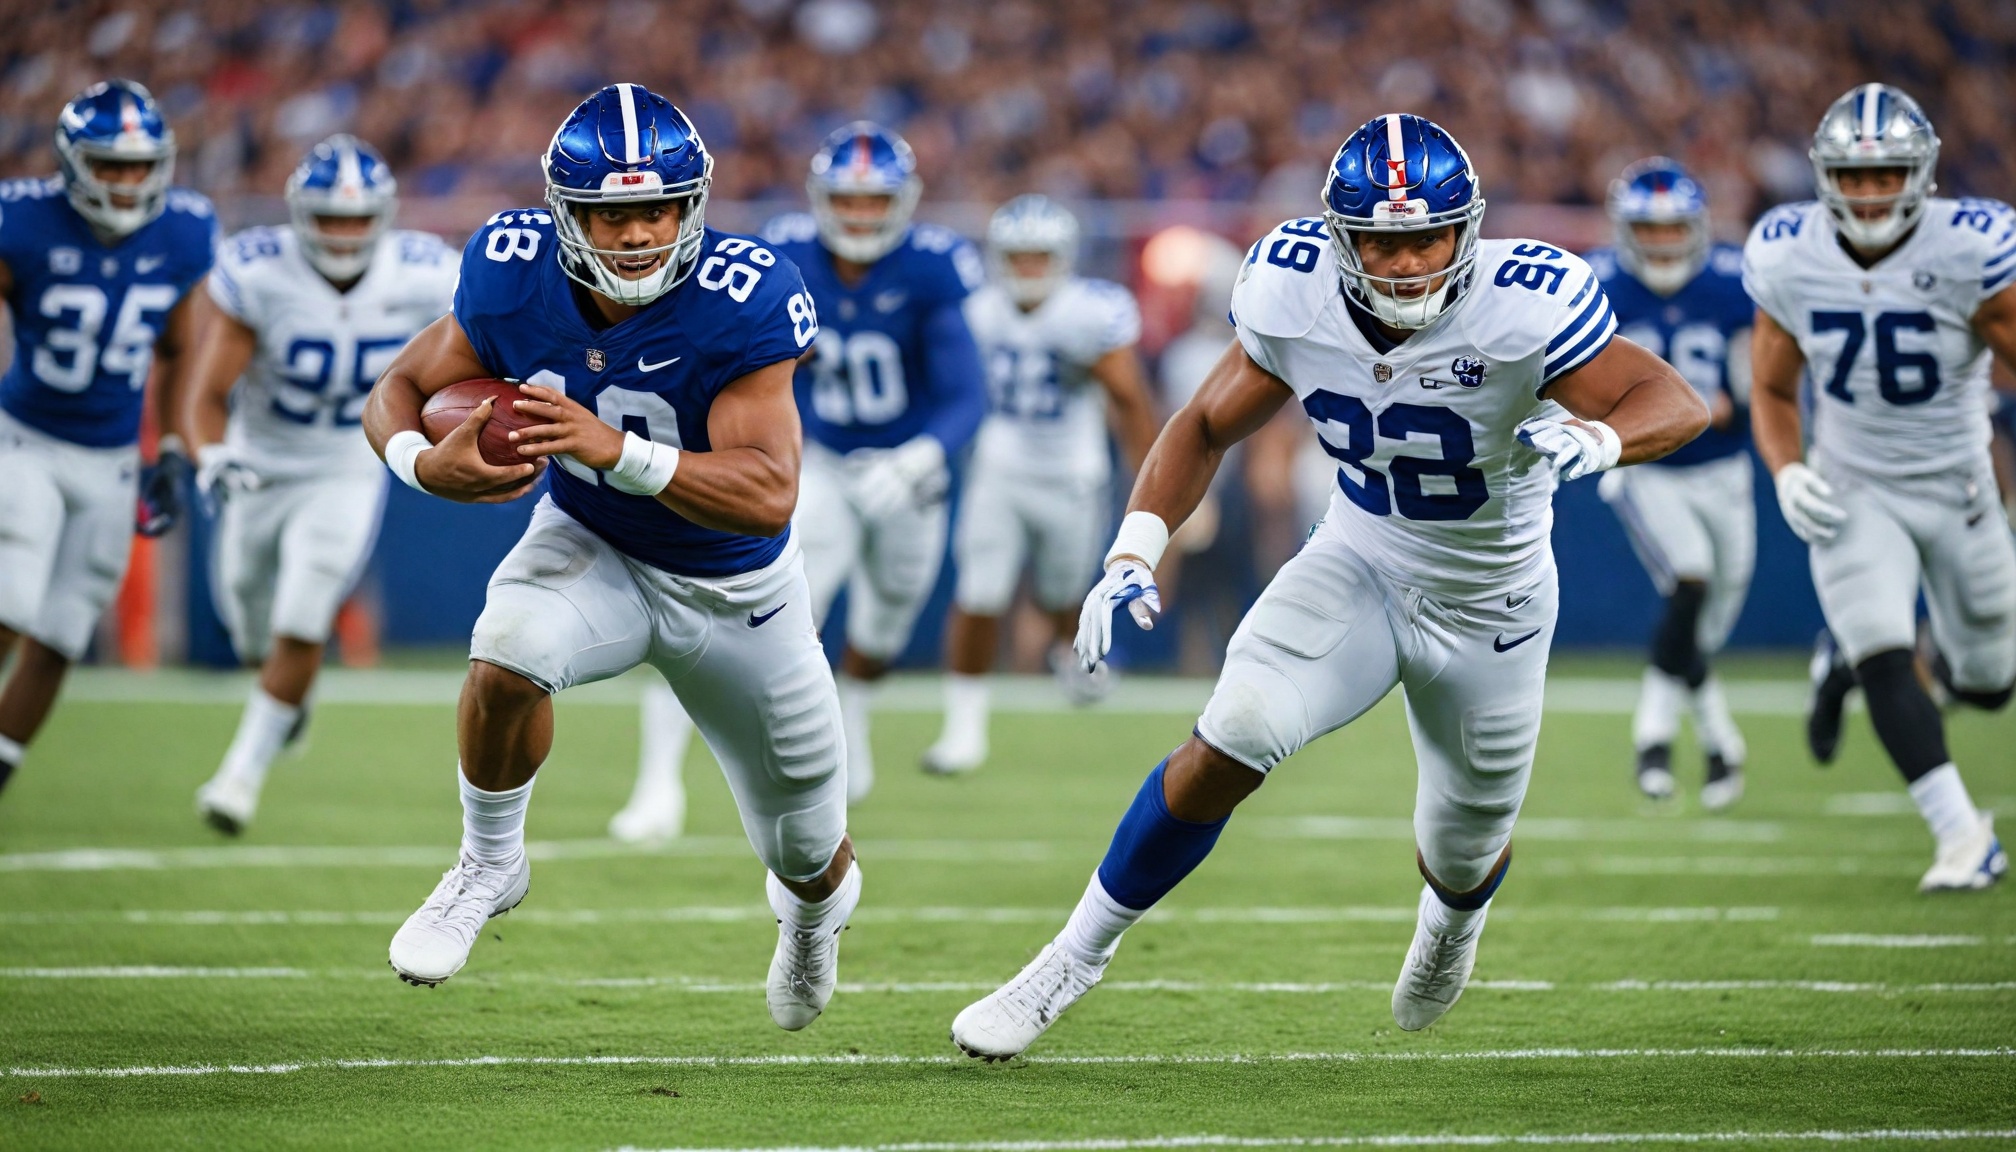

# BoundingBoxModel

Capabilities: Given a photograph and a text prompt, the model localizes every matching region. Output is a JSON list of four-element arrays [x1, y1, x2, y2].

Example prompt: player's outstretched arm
[[1543, 334, 1708, 466], [1747, 308, 1808, 476], [177, 287, 256, 455], [508, 358, 802, 538], [150, 292, 199, 445], [362, 313, 540, 504], [1091, 346, 1161, 473], [1972, 285, 2016, 386], [1124, 338, 1293, 536]]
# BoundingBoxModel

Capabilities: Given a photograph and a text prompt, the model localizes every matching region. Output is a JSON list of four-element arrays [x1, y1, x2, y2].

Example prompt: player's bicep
[[1970, 283, 2016, 374], [0, 254, 13, 299], [1089, 345, 1151, 405], [705, 358, 802, 466], [1749, 307, 1806, 402], [1188, 338, 1295, 450], [1545, 332, 1680, 421]]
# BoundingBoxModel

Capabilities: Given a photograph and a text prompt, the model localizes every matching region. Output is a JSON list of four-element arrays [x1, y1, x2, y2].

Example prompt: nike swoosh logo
[[748, 604, 786, 628], [1493, 628, 1543, 653], [1506, 593, 1531, 610], [638, 355, 682, 372], [136, 256, 165, 274], [1966, 511, 1986, 528]]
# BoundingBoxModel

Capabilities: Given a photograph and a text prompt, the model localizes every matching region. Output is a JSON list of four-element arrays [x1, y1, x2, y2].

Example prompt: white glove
[[1773, 461, 1847, 544], [851, 436, 948, 519], [1516, 416, 1621, 482], [195, 443, 263, 510], [1074, 557, 1160, 673]]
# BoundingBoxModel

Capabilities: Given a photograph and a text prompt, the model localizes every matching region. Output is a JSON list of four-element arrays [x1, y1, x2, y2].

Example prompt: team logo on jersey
[[100, 257, 119, 278], [1373, 362, 1393, 383], [48, 247, 81, 275], [1452, 356, 1487, 388], [585, 348, 606, 372], [1913, 270, 1937, 292]]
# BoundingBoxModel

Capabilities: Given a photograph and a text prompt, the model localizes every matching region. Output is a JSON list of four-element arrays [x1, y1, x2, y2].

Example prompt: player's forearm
[[657, 447, 798, 537], [362, 373, 427, 458], [182, 387, 231, 451], [1095, 351, 1160, 472], [1602, 374, 1709, 466], [1750, 386, 1806, 475], [1121, 404, 1225, 539]]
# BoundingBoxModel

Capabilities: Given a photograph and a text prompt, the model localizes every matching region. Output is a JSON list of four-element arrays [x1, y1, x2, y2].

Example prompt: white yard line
[[1258, 818, 1784, 843], [2, 969, 2008, 996], [56, 669, 1819, 716], [610, 1130, 2016, 1152], [1809, 935, 1989, 948], [0, 905, 1782, 927], [8, 1049, 2014, 1080]]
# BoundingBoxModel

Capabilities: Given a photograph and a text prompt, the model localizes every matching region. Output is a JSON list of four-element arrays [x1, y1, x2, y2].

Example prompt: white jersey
[[208, 226, 457, 480], [1232, 220, 1617, 602], [1742, 197, 2014, 478], [966, 276, 1141, 484]]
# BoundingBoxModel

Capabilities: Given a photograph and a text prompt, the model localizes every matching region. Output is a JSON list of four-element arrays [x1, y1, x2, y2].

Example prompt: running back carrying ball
[[421, 378, 550, 467]]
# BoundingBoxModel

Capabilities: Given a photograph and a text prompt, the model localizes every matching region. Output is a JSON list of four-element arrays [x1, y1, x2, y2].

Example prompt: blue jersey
[[1586, 243, 1753, 466], [453, 210, 818, 577], [762, 213, 986, 455], [0, 177, 216, 447]]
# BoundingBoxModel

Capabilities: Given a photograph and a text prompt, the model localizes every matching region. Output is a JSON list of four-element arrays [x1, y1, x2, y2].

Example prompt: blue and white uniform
[[764, 210, 986, 658], [0, 176, 214, 657], [457, 208, 843, 880], [1590, 242, 1757, 658], [205, 223, 455, 656]]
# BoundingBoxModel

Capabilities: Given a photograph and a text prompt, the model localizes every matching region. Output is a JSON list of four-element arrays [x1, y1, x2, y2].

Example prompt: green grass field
[[1, 658, 2013, 1150]]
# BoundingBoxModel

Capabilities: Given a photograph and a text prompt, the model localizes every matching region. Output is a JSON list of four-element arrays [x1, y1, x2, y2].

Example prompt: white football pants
[[0, 408, 138, 660], [795, 442, 948, 660], [212, 465, 386, 659]]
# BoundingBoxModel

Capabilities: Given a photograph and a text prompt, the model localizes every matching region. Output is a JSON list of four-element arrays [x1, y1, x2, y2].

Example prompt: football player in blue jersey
[[1587, 158, 1758, 810], [758, 123, 987, 803], [362, 84, 859, 1030], [0, 80, 216, 798]]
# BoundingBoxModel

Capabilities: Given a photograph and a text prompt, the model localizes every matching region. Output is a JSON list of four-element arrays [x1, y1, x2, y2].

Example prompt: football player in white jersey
[[1746, 84, 2016, 892], [949, 114, 1707, 1059], [180, 135, 455, 834], [922, 195, 1160, 775]]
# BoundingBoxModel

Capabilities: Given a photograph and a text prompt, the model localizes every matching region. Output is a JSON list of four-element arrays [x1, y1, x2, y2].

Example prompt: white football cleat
[[766, 862, 863, 1031], [1700, 752, 1744, 813], [1919, 812, 2009, 892], [608, 777, 686, 843], [1392, 885, 1488, 1032], [951, 941, 1106, 1061], [1634, 745, 1675, 802], [1050, 643, 1114, 707], [921, 729, 986, 775], [388, 852, 530, 986], [195, 773, 261, 837]]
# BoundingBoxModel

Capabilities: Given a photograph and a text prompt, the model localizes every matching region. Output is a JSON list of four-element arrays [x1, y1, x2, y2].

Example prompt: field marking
[[610, 1130, 2016, 1151], [0, 905, 1782, 927], [9, 1048, 2015, 1080], [56, 668, 1817, 716], [1543, 857, 1925, 878], [3, 968, 2008, 996], [1809, 935, 1988, 948], [1259, 817, 1784, 843]]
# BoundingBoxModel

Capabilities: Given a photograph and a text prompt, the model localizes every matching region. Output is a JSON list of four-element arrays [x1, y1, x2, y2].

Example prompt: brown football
[[420, 378, 553, 468]]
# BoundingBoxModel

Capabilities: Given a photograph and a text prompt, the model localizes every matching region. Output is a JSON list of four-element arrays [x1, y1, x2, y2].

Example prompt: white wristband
[[1103, 510, 1171, 572], [385, 430, 431, 493], [606, 431, 679, 496], [1587, 419, 1623, 473]]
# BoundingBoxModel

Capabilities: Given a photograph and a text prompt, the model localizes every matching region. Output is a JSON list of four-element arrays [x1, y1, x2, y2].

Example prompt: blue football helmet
[[1607, 157, 1710, 297], [542, 83, 713, 306], [1810, 83, 1940, 253], [807, 122, 921, 264], [986, 194, 1078, 306], [55, 79, 176, 237], [285, 134, 398, 282], [1321, 113, 1485, 329]]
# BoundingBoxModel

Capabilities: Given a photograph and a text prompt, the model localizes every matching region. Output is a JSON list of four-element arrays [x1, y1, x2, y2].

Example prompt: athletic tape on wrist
[[606, 431, 679, 496], [385, 430, 431, 493], [1104, 510, 1171, 572], [1588, 420, 1622, 472]]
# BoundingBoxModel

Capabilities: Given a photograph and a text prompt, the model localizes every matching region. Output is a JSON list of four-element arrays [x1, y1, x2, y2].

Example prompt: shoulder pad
[[1461, 240, 1601, 362], [1746, 201, 1816, 249], [692, 230, 804, 312], [390, 229, 454, 266], [908, 223, 966, 254], [1230, 218, 1337, 340], [0, 176, 61, 203], [219, 226, 288, 269], [165, 188, 215, 218], [1707, 244, 1745, 278], [1063, 277, 1142, 350], [760, 212, 819, 246]]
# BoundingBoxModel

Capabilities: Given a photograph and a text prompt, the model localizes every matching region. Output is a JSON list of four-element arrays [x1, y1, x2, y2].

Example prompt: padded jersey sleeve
[[712, 234, 819, 379], [393, 230, 461, 316], [206, 226, 278, 326], [163, 188, 218, 299], [917, 299, 987, 454], [1229, 218, 1335, 392], [1741, 203, 1810, 332], [452, 209, 550, 377], [908, 224, 986, 306], [1538, 250, 1616, 389], [1954, 198, 2016, 300], [1063, 279, 1142, 364]]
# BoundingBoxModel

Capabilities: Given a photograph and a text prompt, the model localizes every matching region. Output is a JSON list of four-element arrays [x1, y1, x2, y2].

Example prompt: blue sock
[[1094, 758, 1229, 911]]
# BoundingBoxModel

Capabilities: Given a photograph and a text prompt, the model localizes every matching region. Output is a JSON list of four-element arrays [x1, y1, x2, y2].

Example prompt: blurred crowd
[[5, 0, 2016, 229]]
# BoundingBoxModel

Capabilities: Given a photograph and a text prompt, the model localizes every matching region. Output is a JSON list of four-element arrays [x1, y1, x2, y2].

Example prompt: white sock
[[1421, 885, 1488, 935], [766, 858, 858, 928], [941, 673, 989, 746], [633, 680, 692, 797], [460, 771, 535, 867], [1633, 667, 1685, 750], [838, 674, 874, 794], [1908, 764, 1980, 846], [217, 688, 301, 790], [0, 732, 22, 766], [1056, 873, 1145, 965], [1690, 673, 1746, 763]]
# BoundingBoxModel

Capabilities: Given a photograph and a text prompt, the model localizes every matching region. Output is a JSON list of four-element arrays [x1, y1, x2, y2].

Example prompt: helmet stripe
[[1859, 82, 1881, 141], [1384, 113, 1408, 201], [617, 82, 642, 165]]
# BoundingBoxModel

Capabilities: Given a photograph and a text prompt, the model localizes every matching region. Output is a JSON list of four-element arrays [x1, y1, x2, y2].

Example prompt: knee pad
[[1651, 580, 1708, 688], [1929, 649, 2014, 711], [1854, 648, 1950, 783]]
